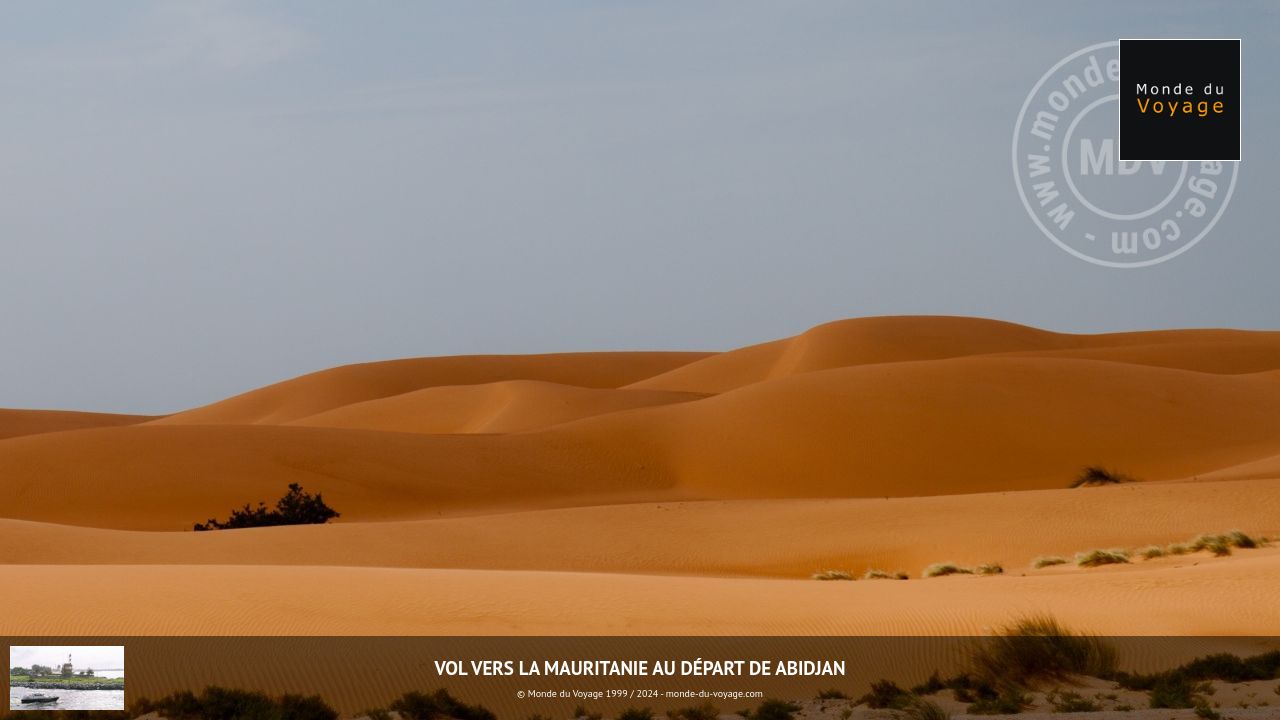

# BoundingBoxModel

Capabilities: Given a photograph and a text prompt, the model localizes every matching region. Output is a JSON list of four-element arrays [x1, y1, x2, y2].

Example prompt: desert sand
[[2, 316, 1279, 637]]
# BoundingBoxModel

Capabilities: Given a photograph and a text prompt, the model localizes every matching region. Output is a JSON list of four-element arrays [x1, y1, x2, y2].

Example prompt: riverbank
[[10, 680, 124, 691]]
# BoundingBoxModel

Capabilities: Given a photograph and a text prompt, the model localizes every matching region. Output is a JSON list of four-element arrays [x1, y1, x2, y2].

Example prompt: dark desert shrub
[[194, 482, 340, 531], [617, 708, 654, 720], [666, 703, 718, 720], [392, 689, 496, 720], [750, 699, 801, 720], [815, 689, 848, 699], [857, 679, 912, 709], [131, 686, 337, 720], [965, 687, 1028, 715], [1071, 466, 1134, 488]]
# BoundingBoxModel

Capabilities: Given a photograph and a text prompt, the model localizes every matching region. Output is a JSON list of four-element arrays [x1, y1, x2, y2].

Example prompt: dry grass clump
[[902, 699, 950, 720], [1031, 555, 1069, 569], [862, 569, 909, 580], [1139, 545, 1166, 560], [1075, 548, 1130, 568], [975, 562, 1004, 576], [811, 569, 854, 581], [923, 562, 973, 578], [1185, 530, 1264, 557], [1166, 542, 1193, 556], [971, 615, 1118, 687], [1193, 534, 1233, 557]]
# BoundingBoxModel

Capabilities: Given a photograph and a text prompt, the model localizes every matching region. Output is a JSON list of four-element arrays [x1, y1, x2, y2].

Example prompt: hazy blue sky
[[2, 1, 1277, 414], [10, 645, 124, 671]]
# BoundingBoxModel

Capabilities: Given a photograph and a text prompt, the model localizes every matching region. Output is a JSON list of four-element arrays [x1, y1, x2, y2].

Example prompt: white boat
[[20, 692, 59, 704]]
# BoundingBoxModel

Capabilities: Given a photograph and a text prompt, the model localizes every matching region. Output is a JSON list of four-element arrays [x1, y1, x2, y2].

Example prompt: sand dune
[[4, 478, 1277, 578], [151, 351, 710, 425], [634, 358, 1280, 498], [3, 553, 1279, 636], [3, 316, 1280, 639], [290, 380, 705, 434], [629, 316, 1280, 393], [0, 423, 674, 530], [4, 357, 1280, 530], [0, 408, 152, 441]]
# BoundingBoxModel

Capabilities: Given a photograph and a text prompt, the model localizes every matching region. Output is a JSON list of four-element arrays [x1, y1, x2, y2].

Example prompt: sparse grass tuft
[[1046, 689, 1102, 712], [1075, 548, 1130, 567], [862, 568, 909, 580], [856, 680, 912, 710], [1167, 542, 1193, 555], [923, 562, 973, 578], [1139, 544, 1166, 560], [970, 615, 1118, 687], [1070, 465, 1134, 488], [903, 698, 952, 720], [811, 569, 854, 581], [1031, 555, 1068, 569], [751, 700, 800, 720], [1190, 534, 1233, 556], [975, 562, 1004, 576], [1227, 529, 1260, 548]]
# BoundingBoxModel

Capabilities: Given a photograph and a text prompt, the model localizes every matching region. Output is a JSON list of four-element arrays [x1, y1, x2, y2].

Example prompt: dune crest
[[289, 380, 706, 434], [3, 316, 1280, 637]]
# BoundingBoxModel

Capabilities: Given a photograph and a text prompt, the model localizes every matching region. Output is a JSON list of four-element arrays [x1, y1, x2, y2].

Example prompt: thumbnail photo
[[8, 646, 125, 712]]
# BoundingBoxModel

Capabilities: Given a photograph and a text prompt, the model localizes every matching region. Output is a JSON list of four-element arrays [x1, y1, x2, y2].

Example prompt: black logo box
[[1119, 38, 1241, 161]]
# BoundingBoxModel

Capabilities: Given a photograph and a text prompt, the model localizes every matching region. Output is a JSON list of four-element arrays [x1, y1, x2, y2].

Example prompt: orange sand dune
[[4, 316, 1280, 640], [152, 351, 710, 425], [617, 357, 1280, 499], [290, 380, 705, 434], [3, 553, 1279, 636], [629, 316, 1280, 393], [0, 408, 153, 441], [3, 478, 1277, 577], [4, 357, 1280, 529], [992, 339, 1280, 375], [0, 423, 673, 530]]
